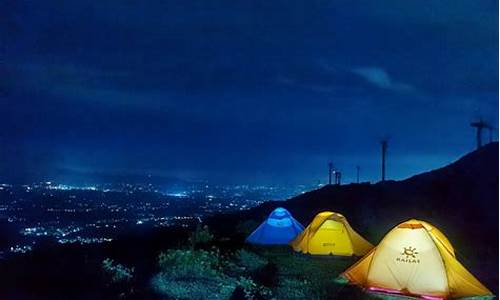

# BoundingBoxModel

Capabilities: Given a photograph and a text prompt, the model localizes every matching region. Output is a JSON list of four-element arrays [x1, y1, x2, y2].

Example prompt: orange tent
[[290, 211, 373, 256], [342, 219, 493, 299]]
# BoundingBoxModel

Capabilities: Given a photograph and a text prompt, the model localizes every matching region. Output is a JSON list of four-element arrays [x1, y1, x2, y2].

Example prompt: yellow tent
[[342, 219, 493, 299], [290, 211, 373, 256]]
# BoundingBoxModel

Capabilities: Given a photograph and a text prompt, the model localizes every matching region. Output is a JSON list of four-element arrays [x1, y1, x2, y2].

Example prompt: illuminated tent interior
[[245, 207, 305, 245], [342, 219, 493, 299], [290, 211, 373, 256]]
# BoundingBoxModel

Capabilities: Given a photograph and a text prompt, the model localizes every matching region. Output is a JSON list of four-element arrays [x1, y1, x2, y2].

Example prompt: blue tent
[[246, 207, 305, 245]]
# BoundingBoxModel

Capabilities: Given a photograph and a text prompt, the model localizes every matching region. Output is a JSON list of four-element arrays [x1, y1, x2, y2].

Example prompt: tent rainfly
[[342, 219, 493, 299], [290, 211, 373, 256], [246, 207, 304, 245]]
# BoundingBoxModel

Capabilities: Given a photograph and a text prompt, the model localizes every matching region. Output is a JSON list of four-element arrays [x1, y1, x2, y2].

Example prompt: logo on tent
[[402, 246, 418, 258], [396, 246, 420, 264]]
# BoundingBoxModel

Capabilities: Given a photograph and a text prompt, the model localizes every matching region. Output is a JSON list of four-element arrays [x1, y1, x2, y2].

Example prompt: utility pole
[[356, 166, 360, 184], [470, 118, 492, 149], [381, 140, 388, 182], [328, 162, 333, 185], [336, 172, 341, 185]]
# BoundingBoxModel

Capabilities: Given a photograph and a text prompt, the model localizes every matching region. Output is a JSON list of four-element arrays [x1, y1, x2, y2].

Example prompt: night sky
[[1, 1, 498, 185]]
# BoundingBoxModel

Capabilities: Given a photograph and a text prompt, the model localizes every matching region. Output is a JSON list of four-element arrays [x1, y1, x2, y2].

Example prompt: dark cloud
[[0, 0, 497, 184]]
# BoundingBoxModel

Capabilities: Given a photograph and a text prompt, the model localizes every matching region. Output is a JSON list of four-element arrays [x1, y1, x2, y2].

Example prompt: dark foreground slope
[[208, 142, 499, 292]]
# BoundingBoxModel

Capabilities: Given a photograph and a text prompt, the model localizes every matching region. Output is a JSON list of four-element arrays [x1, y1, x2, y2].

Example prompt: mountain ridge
[[210, 142, 498, 231]]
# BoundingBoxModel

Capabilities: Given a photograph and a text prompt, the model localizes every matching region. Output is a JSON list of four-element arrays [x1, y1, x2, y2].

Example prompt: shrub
[[153, 248, 237, 299], [188, 224, 214, 248], [236, 276, 272, 299], [152, 248, 276, 300], [102, 258, 134, 283], [234, 250, 268, 273], [151, 274, 235, 300], [158, 248, 222, 279]]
